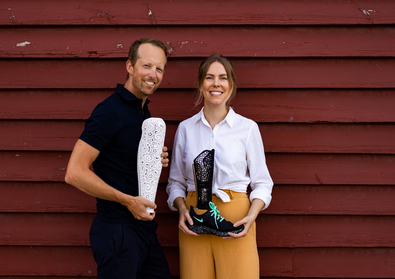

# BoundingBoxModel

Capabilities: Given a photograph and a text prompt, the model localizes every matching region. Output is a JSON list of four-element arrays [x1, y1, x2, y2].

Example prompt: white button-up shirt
[[166, 107, 273, 211]]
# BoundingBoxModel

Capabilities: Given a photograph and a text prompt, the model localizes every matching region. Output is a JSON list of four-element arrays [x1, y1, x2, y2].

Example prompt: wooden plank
[[0, 151, 69, 182], [293, 248, 395, 278], [266, 153, 395, 185], [2, 213, 394, 248], [0, 278, 96, 279], [0, 182, 96, 213], [2, 89, 395, 123], [2, 182, 395, 216], [1, 58, 395, 89], [1, 152, 395, 185], [256, 215, 395, 248], [2, 26, 395, 58], [0, 246, 393, 278], [0, 120, 175, 152], [0, 246, 289, 277], [0, 213, 93, 246], [260, 123, 395, 154], [232, 89, 395, 123], [2, 120, 395, 154], [0, 89, 112, 120], [0, 246, 97, 276], [267, 185, 395, 216], [0, 0, 393, 25], [0, 246, 178, 277]]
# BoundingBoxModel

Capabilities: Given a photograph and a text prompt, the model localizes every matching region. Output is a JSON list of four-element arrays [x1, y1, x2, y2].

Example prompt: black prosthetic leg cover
[[193, 149, 215, 210]]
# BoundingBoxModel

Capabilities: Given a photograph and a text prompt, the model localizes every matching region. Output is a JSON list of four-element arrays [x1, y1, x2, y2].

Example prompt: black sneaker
[[186, 202, 244, 237]]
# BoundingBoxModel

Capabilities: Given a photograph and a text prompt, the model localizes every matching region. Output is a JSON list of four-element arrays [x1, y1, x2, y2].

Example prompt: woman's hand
[[174, 197, 199, 236], [224, 215, 253, 239], [224, 198, 265, 239], [178, 207, 199, 236]]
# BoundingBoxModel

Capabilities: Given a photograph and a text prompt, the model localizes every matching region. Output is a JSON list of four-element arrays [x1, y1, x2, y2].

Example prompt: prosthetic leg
[[193, 149, 215, 210], [137, 118, 166, 213], [187, 149, 244, 236]]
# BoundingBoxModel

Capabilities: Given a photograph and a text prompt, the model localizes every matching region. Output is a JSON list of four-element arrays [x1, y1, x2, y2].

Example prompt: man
[[65, 37, 171, 279]]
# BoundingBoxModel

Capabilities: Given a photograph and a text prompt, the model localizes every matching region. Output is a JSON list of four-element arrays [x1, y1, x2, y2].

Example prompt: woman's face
[[201, 62, 231, 109]]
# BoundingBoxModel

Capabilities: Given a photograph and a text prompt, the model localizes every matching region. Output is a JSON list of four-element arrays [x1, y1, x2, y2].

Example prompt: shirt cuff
[[249, 188, 272, 210], [167, 188, 187, 211]]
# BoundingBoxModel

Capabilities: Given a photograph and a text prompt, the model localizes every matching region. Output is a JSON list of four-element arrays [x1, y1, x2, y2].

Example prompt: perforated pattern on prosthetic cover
[[193, 149, 215, 210], [138, 118, 166, 213]]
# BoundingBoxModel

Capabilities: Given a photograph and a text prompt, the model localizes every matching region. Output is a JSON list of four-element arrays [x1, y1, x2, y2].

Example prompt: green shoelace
[[209, 202, 224, 229]]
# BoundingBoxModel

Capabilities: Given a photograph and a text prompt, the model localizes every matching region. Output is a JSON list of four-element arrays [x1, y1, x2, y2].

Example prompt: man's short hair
[[128, 37, 168, 66]]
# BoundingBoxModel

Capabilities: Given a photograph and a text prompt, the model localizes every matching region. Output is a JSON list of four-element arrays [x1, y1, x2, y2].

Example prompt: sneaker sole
[[186, 223, 244, 237]]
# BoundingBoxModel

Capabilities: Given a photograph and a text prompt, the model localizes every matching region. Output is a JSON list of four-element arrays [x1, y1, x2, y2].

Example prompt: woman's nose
[[213, 77, 220, 86]]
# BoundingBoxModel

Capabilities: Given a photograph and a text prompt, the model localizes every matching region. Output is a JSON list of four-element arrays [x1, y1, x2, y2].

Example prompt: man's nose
[[148, 68, 157, 79]]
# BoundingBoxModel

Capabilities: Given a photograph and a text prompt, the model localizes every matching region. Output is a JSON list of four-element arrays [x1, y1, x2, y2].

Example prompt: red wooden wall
[[1, 0, 395, 278]]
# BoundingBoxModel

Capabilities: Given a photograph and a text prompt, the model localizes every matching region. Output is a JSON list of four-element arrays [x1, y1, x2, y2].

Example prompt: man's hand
[[123, 195, 157, 221], [161, 146, 169, 167]]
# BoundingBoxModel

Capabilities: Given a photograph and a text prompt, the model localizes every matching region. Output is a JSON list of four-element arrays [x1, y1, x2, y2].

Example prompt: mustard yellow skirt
[[179, 191, 259, 279]]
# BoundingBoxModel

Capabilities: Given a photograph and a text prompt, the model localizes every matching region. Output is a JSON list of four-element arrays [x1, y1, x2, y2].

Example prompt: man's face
[[126, 43, 167, 99]]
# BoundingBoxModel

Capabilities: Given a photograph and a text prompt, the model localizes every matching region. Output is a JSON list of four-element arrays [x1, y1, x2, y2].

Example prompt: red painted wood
[[267, 185, 395, 216], [232, 89, 395, 123], [260, 123, 395, 154], [292, 248, 395, 278], [0, 246, 97, 276], [2, 212, 394, 248], [266, 153, 395, 185], [2, 89, 395, 123], [1, 59, 395, 89], [2, 26, 395, 58], [3, 182, 395, 216], [1, 246, 392, 277], [1, 152, 395, 185], [0, 89, 112, 120], [0, 213, 93, 246], [0, 278, 95, 279], [2, 120, 395, 154], [0, 246, 178, 276], [256, 215, 395, 248], [0, 120, 175, 152], [0, 182, 96, 213], [0, 151, 69, 182], [0, 0, 393, 25]]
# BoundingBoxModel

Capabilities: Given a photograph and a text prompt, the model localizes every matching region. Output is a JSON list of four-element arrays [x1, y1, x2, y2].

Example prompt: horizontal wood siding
[[1, 1, 394, 278]]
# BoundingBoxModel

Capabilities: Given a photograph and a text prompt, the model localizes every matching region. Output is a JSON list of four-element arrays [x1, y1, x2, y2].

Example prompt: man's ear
[[126, 60, 134, 76]]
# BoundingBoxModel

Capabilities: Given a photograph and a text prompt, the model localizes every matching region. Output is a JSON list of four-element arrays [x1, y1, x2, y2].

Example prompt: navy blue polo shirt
[[80, 84, 151, 223]]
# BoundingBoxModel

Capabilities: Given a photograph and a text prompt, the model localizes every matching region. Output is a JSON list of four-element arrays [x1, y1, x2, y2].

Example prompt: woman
[[166, 55, 273, 279]]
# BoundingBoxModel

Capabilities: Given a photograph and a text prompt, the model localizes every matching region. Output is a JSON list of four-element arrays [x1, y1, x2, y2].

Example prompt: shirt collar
[[198, 107, 235, 128], [115, 83, 151, 106]]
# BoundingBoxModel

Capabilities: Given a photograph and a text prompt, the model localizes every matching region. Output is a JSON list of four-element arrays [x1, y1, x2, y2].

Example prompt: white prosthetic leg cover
[[138, 117, 166, 213]]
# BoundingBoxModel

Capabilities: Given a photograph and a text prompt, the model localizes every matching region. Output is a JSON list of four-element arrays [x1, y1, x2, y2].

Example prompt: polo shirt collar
[[115, 83, 151, 106]]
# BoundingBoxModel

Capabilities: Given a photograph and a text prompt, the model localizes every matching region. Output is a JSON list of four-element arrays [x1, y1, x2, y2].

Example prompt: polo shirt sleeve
[[79, 103, 119, 151]]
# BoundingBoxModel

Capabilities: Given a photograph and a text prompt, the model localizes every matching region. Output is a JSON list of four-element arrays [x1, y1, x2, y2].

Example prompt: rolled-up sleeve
[[246, 123, 273, 210]]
